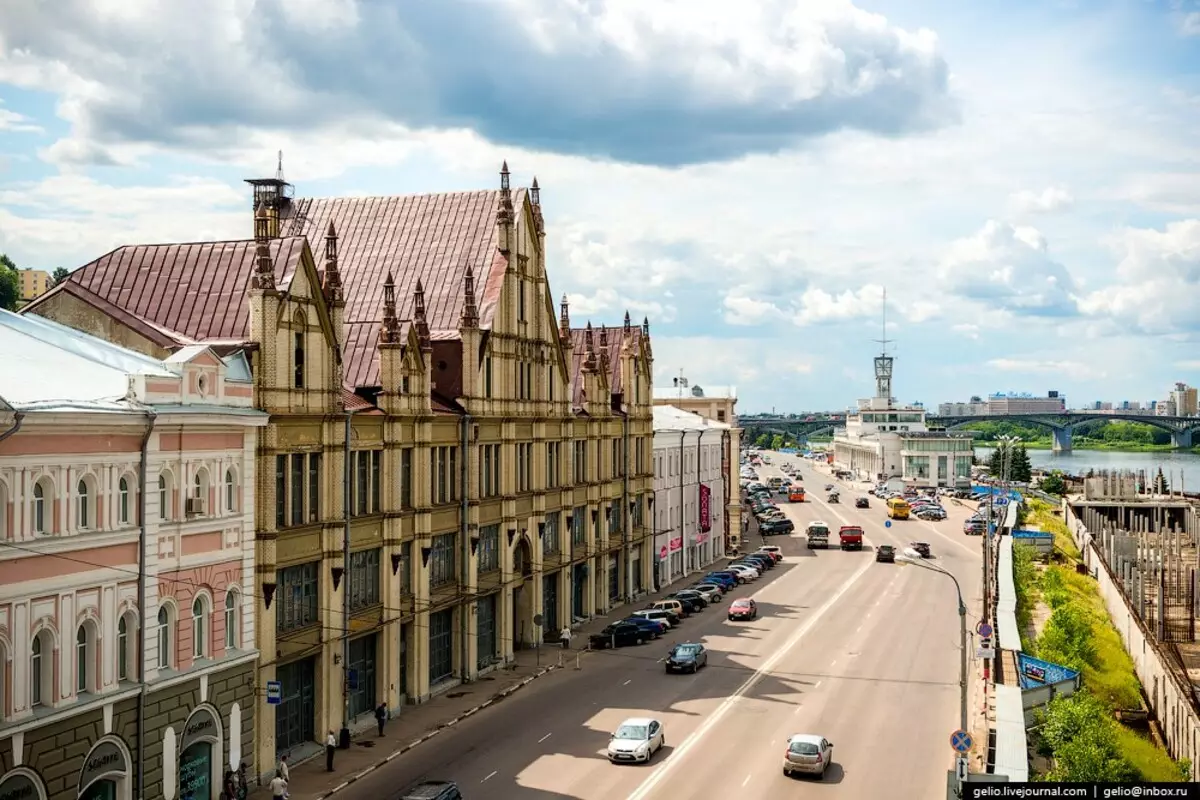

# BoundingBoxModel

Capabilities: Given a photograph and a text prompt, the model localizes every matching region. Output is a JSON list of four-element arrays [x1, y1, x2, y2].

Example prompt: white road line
[[741, 773, 752, 787], [482, 771, 497, 782], [830, 659, 838, 667], [814, 680, 822, 688], [623, 679, 632, 686], [538, 732, 553, 743], [625, 555, 877, 800]]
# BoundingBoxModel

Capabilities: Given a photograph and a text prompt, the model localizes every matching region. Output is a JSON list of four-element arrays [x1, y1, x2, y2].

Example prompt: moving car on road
[[855, 496, 870, 509], [806, 521, 831, 549], [400, 780, 463, 800], [665, 642, 708, 673], [838, 525, 865, 551], [788, 485, 806, 502], [607, 718, 666, 763], [590, 622, 646, 649], [782, 734, 834, 779], [827, 491, 840, 503], [909, 541, 932, 558], [875, 545, 896, 563], [728, 598, 758, 620]]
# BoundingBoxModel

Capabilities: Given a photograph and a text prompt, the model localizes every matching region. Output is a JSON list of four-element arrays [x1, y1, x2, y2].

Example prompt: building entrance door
[[572, 563, 586, 620], [347, 635, 378, 721], [275, 658, 316, 753], [541, 572, 559, 642]]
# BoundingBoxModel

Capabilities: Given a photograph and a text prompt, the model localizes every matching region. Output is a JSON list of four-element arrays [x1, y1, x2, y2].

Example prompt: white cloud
[[0, 100, 41, 133], [1008, 185, 1073, 214], [1175, 360, 1200, 370], [651, 336, 768, 388], [722, 294, 787, 326], [952, 323, 980, 340], [987, 358, 1106, 381], [794, 284, 885, 325], [1177, 11, 1200, 36]]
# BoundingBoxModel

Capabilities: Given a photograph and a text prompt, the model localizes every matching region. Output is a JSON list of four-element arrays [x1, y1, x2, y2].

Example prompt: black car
[[622, 617, 667, 638], [875, 545, 895, 563], [760, 519, 795, 536], [909, 541, 932, 558], [401, 781, 463, 800], [739, 554, 774, 570], [590, 622, 646, 649], [665, 642, 708, 674], [672, 589, 709, 607], [855, 497, 870, 509], [827, 494, 839, 503], [667, 593, 705, 613]]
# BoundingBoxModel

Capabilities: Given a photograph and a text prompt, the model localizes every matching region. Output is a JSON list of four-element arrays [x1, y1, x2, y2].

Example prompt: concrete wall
[[1066, 503, 1200, 774]]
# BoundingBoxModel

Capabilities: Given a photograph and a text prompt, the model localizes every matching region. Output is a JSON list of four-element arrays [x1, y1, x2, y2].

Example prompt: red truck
[[839, 525, 864, 551]]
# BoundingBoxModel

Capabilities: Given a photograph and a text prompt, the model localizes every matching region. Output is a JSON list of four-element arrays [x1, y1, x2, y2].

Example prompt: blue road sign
[[265, 680, 282, 705], [976, 622, 994, 639], [885, 520, 892, 528], [950, 729, 974, 753]]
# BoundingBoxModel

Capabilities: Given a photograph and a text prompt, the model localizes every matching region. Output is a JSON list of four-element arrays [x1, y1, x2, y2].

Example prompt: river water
[[976, 446, 1200, 482]]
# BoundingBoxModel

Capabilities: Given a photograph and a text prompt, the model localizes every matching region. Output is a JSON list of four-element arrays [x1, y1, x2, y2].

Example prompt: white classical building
[[834, 348, 973, 489], [652, 406, 727, 589]]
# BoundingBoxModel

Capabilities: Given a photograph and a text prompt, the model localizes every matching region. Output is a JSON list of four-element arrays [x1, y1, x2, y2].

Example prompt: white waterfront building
[[652, 405, 728, 589], [833, 347, 973, 488]]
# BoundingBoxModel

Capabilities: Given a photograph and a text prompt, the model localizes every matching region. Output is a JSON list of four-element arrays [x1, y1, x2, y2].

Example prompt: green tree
[[754, 432, 771, 448], [1036, 603, 1097, 670], [1038, 693, 1137, 782], [1011, 445, 1033, 483], [1040, 470, 1066, 495], [50, 266, 70, 287], [0, 254, 18, 312], [770, 434, 784, 450]]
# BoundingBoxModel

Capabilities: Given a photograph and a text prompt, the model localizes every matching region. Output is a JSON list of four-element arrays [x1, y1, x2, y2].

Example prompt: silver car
[[607, 717, 665, 763], [782, 733, 833, 778]]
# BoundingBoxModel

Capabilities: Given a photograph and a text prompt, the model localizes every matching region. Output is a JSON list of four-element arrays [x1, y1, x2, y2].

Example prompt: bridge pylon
[[1051, 427, 1072, 453]]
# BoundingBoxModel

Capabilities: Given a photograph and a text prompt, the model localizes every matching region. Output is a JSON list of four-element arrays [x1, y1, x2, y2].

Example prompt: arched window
[[117, 616, 129, 681], [192, 596, 208, 659], [30, 631, 49, 706], [118, 477, 130, 525], [224, 589, 239, 650], [293, 311, 307, 389], [76, 625, 90, 694], [193, 473, 203, 499], [158, 474, 169, 521], [224, 469, 236, 513], [32, 480, 47, 534], [77, 479, 90, 529], [157, 606, 172, 669]]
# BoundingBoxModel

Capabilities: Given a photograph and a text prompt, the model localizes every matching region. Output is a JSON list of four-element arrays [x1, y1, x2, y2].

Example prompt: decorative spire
[[496, 161, 515, 254], [583, 322, 598, 372], [530, 176, 544, 236], [379, 271, 401, 345], [558, 294, 571, 343], [322, 221, 344, 304], [623, 311, 631, 335], [642, 316, 650, 337], [460, 266, 479, 329], [414, 279, 432, 352], [251, 200, 276, 291], [598, 325, 611, 375]]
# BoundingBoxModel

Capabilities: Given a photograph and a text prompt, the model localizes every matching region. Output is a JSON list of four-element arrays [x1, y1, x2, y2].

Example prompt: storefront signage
[[0, 772, 41, 800], [77, 739, 128, 793], [699, 485, 712, 533], [668, 536, 682, 552], [181, 706, 220, 751]]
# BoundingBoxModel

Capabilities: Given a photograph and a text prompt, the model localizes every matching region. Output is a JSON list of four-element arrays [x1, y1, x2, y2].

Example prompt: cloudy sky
[[1, 0, 1199, 413]]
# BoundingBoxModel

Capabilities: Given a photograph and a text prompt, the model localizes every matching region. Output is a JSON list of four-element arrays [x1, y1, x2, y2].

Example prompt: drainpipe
[[0, 410, 24, 443], [459, 414, 472, 681], [696, 430, 704, 567], [622, 411, 632, 603], [135, 409, 157, 800], [678, 431, 686, 580]]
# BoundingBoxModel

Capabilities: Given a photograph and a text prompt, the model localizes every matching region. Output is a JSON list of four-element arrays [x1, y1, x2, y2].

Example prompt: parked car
[[590, 622, 646, 649], [757, 546, 783, 562], [703, 573, 738, 590], [622, 616, 667, 638], [668, 590, 708, 610], [400, 781, 463, 800], [648, 599, 689, 618], [631, 608, 679, 628], [689, 584, 724, 601], [607, 717, 666, 763], [760, 518, 795, 536], [875, 545, 896, 563], [664, 642, 708, 674], [728, 598, 758, 621], [709, 570, 746, 586]]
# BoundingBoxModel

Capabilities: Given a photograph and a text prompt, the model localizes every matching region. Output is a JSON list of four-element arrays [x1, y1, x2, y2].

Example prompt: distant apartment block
[[937, 398, 986, 417], [986, 392, 1066, 415], [18, 269, 49, 303], [1172, 382, 1198, 416]]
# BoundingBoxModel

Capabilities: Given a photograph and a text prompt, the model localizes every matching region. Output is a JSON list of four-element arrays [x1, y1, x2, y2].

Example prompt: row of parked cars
[[870, 485, 948, 521], [743, 480, 797, 536], [588, 548, 785, 649]]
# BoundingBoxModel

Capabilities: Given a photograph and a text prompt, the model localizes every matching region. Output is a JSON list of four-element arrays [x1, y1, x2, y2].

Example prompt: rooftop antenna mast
[[872, 288, 895, 403]]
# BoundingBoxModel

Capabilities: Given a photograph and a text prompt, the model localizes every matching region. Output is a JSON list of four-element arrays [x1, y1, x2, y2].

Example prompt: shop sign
[[78, 739, 127, 793], [181, 706, 220, 751], [0, 772, 41, 800]]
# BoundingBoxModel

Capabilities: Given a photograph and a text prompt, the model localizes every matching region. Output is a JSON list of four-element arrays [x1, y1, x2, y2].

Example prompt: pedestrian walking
[[269, 773, 288, 799], [375, 702, 388, 736], [559, 625, 572, 650], [276, 755, 289, 784], [325, 730, 336, 772]]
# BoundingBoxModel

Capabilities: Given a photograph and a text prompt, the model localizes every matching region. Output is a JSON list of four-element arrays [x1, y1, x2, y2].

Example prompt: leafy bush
[[1038, 693, 1138, 782], [1037, 603, 1097, 671]]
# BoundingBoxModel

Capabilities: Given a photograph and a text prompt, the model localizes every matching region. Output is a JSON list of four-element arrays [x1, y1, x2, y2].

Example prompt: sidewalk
[[252, 560, 739, 799]]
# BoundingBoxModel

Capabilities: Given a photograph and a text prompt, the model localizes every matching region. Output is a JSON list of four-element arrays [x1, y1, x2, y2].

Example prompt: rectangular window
[[449, 447, 458, 502], [430, 533, 456, 588], [480, 444, 501, 498], [545, 442, 558, 489], [610, 440, 618, 479], [717, 410, 726, 422], [290, 454, 305, 525], [517, 362, 525, 400], [608, 499, 622, 536], [400, 448, 413, 509], [371, 450, 381, 510], [429, 446, 459, 506], [399, 541, 412, 594], [571, 505, 586, 546], [349, 548, 381, 611], [278, 453, 321, 528], [353, 450, 382, 516], [548, 366, 555, 402], [275, 454, 287, 529], [277, 562, 319, 633], [484, 357, 493, 398], [573, 441, 586, 484], [476, 594, 498, 669], [478, 524, 500, 572], [541, 512, 559, 555], [308, 453, 321, 522]]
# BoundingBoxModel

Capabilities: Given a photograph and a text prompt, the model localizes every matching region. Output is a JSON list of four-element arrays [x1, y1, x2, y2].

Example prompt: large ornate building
[[0, 310, 266, 800], [23, 163, 655, 781]]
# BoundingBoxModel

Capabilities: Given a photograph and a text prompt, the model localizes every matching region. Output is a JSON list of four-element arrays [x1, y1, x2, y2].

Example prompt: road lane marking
[[830, 659, 838, 667], [538, 732, 553, 743], [623, 679, 632, 686], [742, 773, 752, 787], [482, 771, 497, 782], [626, 555, 877, 800]]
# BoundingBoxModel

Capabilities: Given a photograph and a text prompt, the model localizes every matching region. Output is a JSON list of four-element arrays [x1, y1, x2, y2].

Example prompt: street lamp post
[[898, 551, 968, 795]]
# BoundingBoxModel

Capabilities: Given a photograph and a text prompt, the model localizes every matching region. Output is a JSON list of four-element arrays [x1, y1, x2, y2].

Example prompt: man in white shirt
[[277, 755, 290, 783], [269, 774, 288, 798], [326, 730, 337, 772]]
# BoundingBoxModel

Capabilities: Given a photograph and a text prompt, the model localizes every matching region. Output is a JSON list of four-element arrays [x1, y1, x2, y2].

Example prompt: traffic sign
[[976, 646, 996, 660], [884, 520, 892, 528], [950, 729, 974, 753], [533, 613, 545, 628], [956, 756, 969, 782], [976, 622, 993, 639], [265, 680, 282, 705]]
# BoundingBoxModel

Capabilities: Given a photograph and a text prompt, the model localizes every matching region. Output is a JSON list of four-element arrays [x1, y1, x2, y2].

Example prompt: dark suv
[[401, 781, 463, 800]]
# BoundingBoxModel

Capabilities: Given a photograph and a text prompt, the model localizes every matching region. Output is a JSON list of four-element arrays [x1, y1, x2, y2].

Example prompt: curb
[[315, 663, 562, 799]]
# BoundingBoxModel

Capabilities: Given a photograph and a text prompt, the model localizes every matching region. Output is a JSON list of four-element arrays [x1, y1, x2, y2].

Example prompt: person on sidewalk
[[559, 625, 572, 649], [269, 773, 288, 799], [325, 730, 336, 772], [276, 755, 289, 784], [375, 701, 388, 736]]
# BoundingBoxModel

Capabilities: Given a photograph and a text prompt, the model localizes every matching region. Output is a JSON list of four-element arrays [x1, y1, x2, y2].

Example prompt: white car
[[631, 609, 675, 628], [729, 564, 759, 581], [783, 733, 834, 778], [757, 546, 783, 560], [607, 717, 665, 763]]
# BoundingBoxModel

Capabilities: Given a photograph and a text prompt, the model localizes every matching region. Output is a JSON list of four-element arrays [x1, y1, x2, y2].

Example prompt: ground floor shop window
[[429, 609, 454, 685], [347, 635, 378, 720], [541, 573, 559, 640], [275, 658, 316, 753], [672, 550, 684, 577], [476, 594, 498, 668], [179, 741, 213, 800], [78, 737, 131, 800], [633, 552, 643, 593], [608, 554, 620, 603], [572, 563, 587, 619]]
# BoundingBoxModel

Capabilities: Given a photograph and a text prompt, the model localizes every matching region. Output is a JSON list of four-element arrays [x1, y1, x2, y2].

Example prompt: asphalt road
[[349, 454, 983, 800]]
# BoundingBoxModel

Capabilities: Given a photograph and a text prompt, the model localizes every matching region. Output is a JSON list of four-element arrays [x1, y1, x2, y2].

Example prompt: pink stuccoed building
[[0, 309, 267, 800]]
